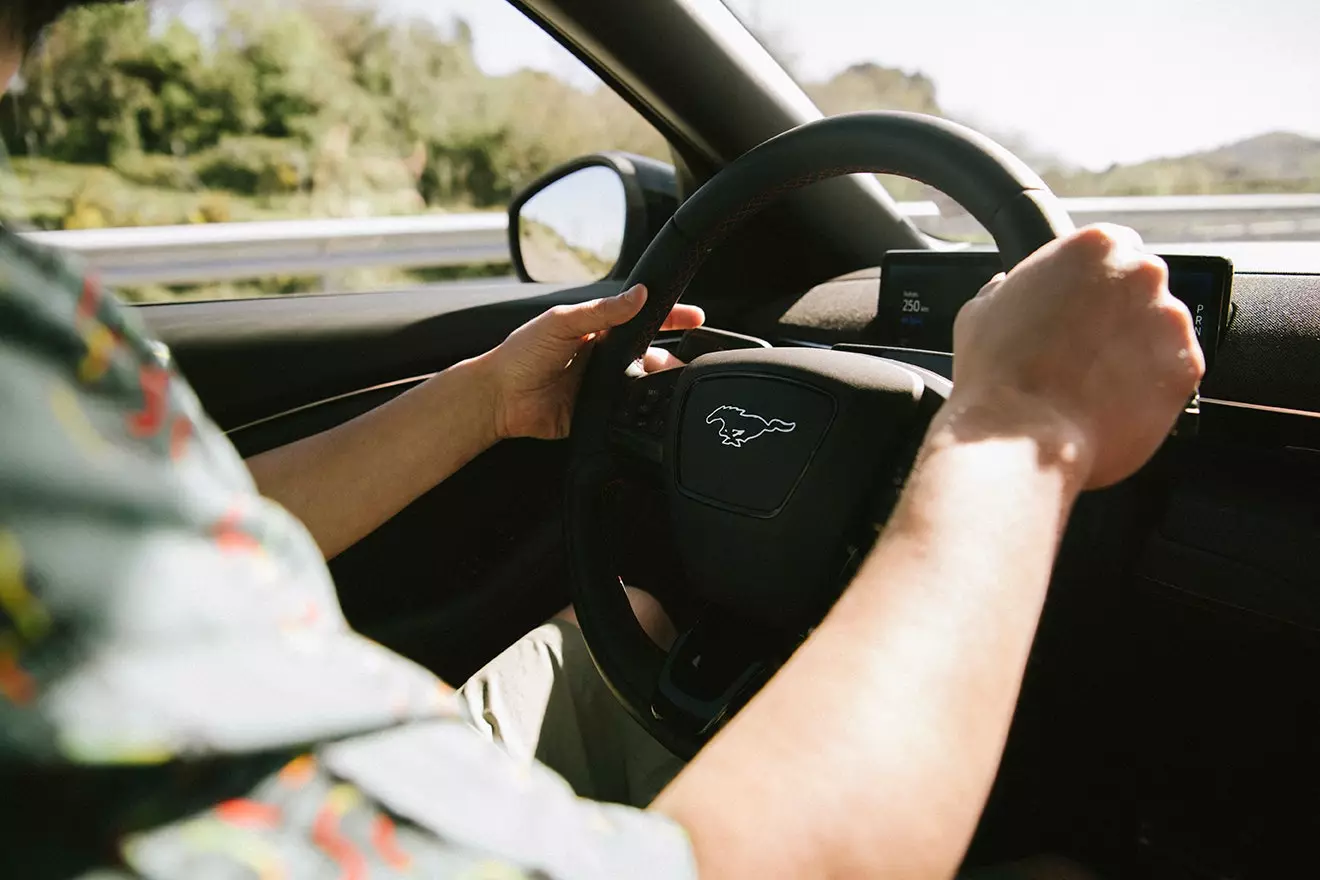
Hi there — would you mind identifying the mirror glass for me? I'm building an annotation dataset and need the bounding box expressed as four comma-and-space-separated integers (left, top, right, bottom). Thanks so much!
518, 165, 627, 283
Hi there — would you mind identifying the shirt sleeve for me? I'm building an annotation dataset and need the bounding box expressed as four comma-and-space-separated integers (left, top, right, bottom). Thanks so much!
0, 232, 696, 878
120, 720, 698, 880
0, 230, 451, 767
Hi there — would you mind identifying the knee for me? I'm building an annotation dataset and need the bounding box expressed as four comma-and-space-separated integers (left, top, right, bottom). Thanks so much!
555, 586, 676, 651
623, 586, 677, 651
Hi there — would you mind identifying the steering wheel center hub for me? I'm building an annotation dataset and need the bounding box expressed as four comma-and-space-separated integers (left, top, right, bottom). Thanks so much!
665, 348, 937, 629
677, 373, 834, 514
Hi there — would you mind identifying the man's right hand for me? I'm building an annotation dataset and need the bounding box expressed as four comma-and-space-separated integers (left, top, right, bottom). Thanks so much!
950, 224, 1205, 488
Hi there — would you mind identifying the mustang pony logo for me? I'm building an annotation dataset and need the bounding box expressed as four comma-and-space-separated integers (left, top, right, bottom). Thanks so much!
705, 405, 797, 448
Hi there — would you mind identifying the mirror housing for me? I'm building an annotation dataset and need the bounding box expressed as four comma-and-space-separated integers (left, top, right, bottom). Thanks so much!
509, 152, 678, 284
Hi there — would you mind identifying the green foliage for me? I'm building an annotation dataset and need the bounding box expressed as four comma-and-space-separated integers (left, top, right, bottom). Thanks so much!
194, 136, 309, 196
808, 63, 941, 117
115, 274, 324, 304
112, 152, 197, 190
1, 0, 669, 229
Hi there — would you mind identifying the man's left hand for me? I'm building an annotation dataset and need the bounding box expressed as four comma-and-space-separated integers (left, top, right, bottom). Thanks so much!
482, 284, 705, 441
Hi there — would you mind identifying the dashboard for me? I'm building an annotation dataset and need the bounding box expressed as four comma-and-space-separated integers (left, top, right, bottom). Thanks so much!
750, 249, 1320, 876
872, 250, 1233, 369
762, 252, 1320, 440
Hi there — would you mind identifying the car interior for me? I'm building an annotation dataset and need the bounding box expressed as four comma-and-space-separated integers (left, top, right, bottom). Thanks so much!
130, 0, 1319, 877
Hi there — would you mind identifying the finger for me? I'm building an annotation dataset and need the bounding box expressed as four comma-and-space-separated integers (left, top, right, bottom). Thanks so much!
1073, 223, 1145, 259
974, 272, 1006, 298
642, 347, 685, 373
564, 334, 599, 382
659, 304, 706, 333
1163, 298, 1207, 385
546, 284, 647, 340
1113, 252, 1169, 292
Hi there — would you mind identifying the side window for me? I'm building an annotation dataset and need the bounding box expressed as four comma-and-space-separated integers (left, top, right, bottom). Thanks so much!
0, 0, 669, 300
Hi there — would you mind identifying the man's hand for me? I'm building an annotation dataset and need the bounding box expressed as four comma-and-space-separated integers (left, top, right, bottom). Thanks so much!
950, 224, 1205, 488
483, 284, 705, 441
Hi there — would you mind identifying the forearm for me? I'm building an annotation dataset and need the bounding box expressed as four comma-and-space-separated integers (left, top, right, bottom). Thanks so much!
655, 396, 1085, 878
246, 354, 500, 559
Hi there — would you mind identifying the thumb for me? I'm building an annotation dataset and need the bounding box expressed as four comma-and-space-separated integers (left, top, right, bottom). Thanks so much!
547, 284, 648, 340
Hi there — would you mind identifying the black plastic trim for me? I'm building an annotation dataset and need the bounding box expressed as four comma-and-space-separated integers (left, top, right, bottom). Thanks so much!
138, 280, 620, 431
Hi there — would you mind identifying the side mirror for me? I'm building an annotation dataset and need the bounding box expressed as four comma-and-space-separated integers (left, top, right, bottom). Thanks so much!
509, 152, 677, 284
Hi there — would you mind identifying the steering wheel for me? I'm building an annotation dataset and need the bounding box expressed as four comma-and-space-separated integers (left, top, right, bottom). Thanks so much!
566, 112, 1075, 759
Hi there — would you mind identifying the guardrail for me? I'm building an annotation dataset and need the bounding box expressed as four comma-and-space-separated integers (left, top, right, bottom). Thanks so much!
22, 213, 510, 288
22, 193, 1320, 288
923, 193, 1320, 244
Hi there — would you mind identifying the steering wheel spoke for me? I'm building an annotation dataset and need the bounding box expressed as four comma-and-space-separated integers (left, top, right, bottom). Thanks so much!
605, 368, 683, 466
652, 605, 793, 741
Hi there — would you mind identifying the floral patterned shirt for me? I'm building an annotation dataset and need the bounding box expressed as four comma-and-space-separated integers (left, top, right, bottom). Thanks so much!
0, 222, 694, 878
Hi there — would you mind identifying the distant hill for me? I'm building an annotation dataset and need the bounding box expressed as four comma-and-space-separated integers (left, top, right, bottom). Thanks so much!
1048, 132, 1320, 197
1197, 131, 1320, 180
799, 60, 1320, 199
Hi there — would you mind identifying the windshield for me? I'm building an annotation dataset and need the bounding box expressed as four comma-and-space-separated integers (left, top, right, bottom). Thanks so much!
723, 0, 1320, 244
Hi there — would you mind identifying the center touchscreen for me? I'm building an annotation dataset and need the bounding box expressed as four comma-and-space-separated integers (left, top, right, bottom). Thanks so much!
876, 251, 1233, 367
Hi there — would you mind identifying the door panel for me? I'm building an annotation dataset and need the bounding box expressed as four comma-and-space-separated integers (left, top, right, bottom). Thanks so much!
328, 433, 573, 685
141, 280, 619, 431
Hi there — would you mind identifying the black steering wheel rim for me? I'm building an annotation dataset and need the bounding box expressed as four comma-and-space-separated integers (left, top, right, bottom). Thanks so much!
566, 111, 1074, 758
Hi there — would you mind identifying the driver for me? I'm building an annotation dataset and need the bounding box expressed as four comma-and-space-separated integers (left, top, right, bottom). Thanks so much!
1, 3, 1204, 877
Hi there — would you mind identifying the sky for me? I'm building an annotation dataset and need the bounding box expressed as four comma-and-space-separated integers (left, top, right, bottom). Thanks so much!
521, 165, 625, 255
373, 0, 1320, 171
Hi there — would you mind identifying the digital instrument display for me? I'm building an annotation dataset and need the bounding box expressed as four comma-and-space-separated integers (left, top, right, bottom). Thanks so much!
876, 251, 1233, 367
